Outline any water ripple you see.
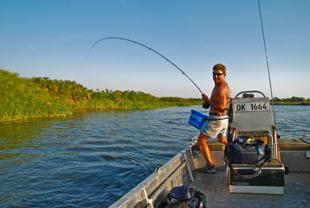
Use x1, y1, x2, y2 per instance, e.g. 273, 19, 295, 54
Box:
0, 105, 309, 207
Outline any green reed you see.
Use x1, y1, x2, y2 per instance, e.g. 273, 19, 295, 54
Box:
0, 69, 201, 122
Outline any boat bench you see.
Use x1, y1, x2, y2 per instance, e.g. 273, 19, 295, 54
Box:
278, 139, 310, 172
278, 138, 310, 150
206, 139, 310, 151
193, 139, 310, 172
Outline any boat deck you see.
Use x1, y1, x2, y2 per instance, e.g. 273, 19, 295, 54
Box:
191, 170, 310, 208
109, 139, 309, 208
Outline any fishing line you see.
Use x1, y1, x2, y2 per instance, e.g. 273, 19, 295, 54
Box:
87, 36, 203, 95
257, 0, 277, 124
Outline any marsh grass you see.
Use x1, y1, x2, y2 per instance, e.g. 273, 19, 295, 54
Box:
0, 69, 201, 122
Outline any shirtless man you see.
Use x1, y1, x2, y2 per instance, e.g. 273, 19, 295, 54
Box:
198, 63, 230, 174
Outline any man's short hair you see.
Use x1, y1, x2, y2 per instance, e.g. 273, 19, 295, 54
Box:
213, 63, 226, 75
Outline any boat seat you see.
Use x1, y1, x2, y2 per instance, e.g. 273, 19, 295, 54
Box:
278, 139, 310, 151
201, 138, 310, 153
191, 141, 225, 152
207, 141, 225, 151
229, 91, 280, 160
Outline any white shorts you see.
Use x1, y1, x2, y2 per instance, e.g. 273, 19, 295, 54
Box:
200, 115, 229, 140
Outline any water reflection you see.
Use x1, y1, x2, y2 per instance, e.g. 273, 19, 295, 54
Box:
0, 120, 50, 161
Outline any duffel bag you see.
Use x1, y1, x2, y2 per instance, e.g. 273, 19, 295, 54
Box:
225, 137, 271, 166
158, 185, 208, 208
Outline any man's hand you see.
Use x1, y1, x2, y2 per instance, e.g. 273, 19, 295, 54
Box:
202, 93, 209, 103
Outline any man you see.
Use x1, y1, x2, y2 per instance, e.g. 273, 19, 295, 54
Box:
198, 63, 230, 174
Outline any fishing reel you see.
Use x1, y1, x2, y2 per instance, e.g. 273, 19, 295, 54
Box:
202, 102, 210, 109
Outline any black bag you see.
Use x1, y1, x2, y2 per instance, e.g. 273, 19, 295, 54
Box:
168, 185, 191, 203
225, 137, 271, 166
158, 185, 207, 208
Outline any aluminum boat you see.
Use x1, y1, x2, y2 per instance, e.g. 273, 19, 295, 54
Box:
110, 91, 310, 208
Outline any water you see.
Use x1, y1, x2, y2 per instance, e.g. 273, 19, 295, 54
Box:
0, 105, 309, 207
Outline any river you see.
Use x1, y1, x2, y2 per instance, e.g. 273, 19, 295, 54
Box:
0, 105, 309, 207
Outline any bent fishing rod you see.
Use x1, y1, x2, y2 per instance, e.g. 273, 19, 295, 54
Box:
257, 0, 277, 125
88, 36, 203, 95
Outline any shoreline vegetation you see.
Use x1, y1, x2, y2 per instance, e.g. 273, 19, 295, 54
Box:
1, 69, 309, 122
271, 97, 310, 105
0, 69, 201, 122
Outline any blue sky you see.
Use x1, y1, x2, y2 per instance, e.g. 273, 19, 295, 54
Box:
1, 0, 309, 98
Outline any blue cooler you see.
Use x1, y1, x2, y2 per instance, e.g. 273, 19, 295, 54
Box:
188, 110, 208, 129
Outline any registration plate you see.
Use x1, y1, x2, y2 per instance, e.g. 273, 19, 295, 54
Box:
234, 102, 270, 112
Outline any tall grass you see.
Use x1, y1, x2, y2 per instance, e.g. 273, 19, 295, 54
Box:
0, 70, 70, 121
0, 69, 201, 122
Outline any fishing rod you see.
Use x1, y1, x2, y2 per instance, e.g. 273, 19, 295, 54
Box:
88, 36, 203, 95
257, 0, 277, 125
257, 0, 274, 101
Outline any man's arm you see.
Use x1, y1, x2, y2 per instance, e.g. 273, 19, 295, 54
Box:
202, 87, 229, 112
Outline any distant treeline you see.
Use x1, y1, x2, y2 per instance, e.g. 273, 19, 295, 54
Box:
0, 69, 200, 122
271, 97, 310, 105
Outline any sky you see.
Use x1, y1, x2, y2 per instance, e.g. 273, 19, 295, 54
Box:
0, 0, 309, 98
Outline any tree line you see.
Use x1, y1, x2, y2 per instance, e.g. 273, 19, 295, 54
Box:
272, 97, 309, 102
272, 96, 310, 105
